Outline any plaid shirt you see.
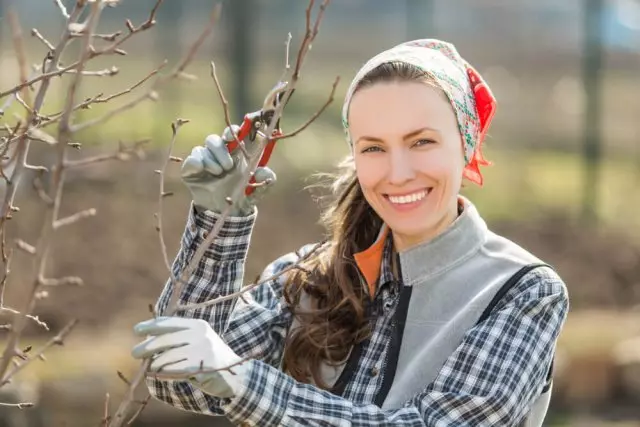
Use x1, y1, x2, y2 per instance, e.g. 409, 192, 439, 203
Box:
148, 204, 569, 426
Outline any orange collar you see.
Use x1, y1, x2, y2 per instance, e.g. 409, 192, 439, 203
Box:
353, 225, 390, 297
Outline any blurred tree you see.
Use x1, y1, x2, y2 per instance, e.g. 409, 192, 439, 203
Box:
154, 1, 183, 140
581, 0, 604, 224
226, 0, 255, 122
406, 0, 434, 40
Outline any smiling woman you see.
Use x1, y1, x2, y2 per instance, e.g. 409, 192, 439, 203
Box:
349, 71, 465, 250
131, 39, 570, 427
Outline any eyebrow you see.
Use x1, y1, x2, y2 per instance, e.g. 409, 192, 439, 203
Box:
355, 126, 440, 145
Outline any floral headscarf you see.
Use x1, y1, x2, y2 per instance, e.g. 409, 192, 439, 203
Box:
341, 38, 497, 186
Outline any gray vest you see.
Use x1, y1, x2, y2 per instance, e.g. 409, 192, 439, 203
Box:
285, 197, 555, 426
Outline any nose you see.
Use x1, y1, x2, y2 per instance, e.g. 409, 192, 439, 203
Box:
387, 148, 415, 185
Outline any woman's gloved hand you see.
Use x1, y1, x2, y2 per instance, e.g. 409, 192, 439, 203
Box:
131, 316, 249, 398
181, 125, 276, 216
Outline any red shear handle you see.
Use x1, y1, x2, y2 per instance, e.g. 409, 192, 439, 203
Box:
223, 115, 281, 196
225, 115, 254, 152
245, 129, 281, 196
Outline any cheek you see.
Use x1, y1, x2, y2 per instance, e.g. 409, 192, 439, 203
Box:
354, 155, 383, 191
413, 150, 463, 182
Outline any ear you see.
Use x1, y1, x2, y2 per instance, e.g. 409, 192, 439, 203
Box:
462, 65, 496, 187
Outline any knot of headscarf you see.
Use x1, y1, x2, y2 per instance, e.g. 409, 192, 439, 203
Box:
341, 38, 497, 186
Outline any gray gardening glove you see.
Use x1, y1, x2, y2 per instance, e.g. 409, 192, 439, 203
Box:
181, 125, 276, 216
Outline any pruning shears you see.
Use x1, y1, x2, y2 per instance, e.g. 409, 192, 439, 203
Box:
226, 81, 291, 196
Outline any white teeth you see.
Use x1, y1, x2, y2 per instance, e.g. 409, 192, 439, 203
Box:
388, 190, 428, 205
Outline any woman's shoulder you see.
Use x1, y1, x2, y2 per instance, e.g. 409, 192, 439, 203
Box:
494, 262, 570, 316
481, 228, 569, 309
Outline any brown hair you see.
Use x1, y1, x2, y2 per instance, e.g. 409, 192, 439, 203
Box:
281, 61, 435, 390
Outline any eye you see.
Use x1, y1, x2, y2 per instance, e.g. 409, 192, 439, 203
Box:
361, 145, 384, 154
413, 138, 436, 147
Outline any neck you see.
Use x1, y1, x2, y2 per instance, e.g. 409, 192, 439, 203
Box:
392, 197, 461, 252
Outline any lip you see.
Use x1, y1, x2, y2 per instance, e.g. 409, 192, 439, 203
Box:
384, 188, 431, 197
383, 188, 432, 212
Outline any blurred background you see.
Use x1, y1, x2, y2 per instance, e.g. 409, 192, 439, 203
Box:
0, 0, 639, 425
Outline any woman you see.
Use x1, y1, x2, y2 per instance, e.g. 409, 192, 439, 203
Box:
131, 39, 569, 426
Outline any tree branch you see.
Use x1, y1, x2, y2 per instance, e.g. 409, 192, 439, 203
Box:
1, 319, 78, 385
176, 241, 328, 312
275, 75, 339, 140
156, 119, 188, 272
0, 0, 101, 385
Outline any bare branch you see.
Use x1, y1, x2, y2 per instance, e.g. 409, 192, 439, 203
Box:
52, 208, 97, 229
210, 61, 250, 160
69, 91, 158, 133
64, 139, 149, 168
90, 0, 163, 58
0, 307, 49, 331
62, 66, 120, 77
146, 355, 254, 381
109, 5, 226, 425
9, 6, 33, 109
15, 239, 35, 255
54, 0, 70, 19
30, 28, 55, 51
176, 241, 328, 312
0, 2, 85, 226
1, 319, 78, 385
117, 371, 131, 386
275, 75, 339, 140
125, 395, 151, 426
39, 276, 84, 287
0, 60, 82, 100
101, 393, 111, 427
173, 4, 222, 75
0, 0, 98, 385
0, 402, 34, 408
157, 119, 189, 272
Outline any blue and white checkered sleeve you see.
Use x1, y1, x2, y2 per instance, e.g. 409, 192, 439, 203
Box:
219, 266, 569, 426
145, 203, 303, 415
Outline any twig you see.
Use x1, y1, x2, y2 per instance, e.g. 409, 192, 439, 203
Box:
0, 0, 100, 385
157, 119, 188, 272
146, 355, 254, 381
0, 2, 85, 232
61, 66, 119, 77
0, 402, 34, 408
111, 1, 334, 424
30, 28, 55, 51
89, 0, 163, 58
0, 60, 83, 100
69, 91, 159, 133
176, 241, 328, 312
52, 208, 97, 229
53, 0, 69, 19
275, 75, 339, 140
125, 395, 150, 426
1, 319, 78, 385
210, 62, 250, 160
64, 139, 149, 168
72, 2, 221, 134
108, 4, 223, 426
101, 393, 111, 427
39, 276, 84, 286
0, 307, 49, 331
9, 6, 33, 109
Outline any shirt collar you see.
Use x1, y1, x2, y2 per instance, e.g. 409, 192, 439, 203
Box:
353, 196, 484, 294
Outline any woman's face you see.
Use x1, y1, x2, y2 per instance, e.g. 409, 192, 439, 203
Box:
348, 80, 465, 251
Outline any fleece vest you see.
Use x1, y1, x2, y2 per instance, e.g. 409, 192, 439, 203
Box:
286, 197, 555, 426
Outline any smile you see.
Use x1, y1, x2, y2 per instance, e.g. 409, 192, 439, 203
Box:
386, 189, 430, 205
384, 188, 432, 212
